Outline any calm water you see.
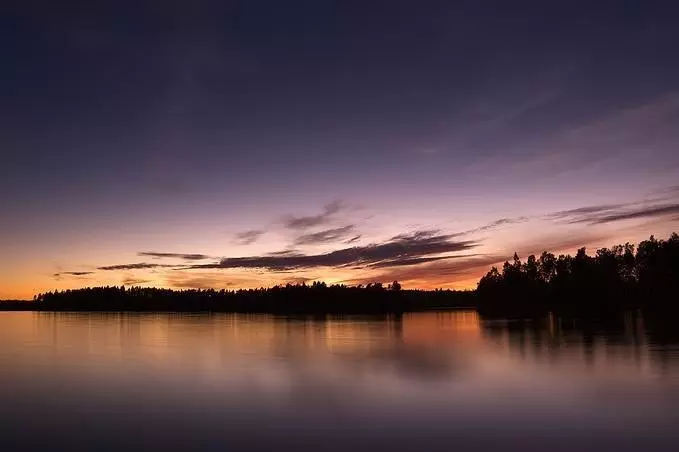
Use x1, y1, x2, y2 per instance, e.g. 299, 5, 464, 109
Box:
1, 311, 678, 451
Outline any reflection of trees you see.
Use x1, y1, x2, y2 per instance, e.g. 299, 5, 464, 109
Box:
481, 311, 679, 376
261, 312, 481, 382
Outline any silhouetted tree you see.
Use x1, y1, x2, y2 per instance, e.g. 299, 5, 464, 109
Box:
477, 232, 679, 314
27, 281, 474, 314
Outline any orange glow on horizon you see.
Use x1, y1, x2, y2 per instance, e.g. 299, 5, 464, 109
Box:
2, 226, 677, 300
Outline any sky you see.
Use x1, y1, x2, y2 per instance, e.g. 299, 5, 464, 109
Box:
2, 0, 679, 299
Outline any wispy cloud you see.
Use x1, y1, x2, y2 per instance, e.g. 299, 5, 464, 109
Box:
188, 230, 478, 271
648, 185, 679, 198
97, 263, 179, 271
461, 217, 529, 235
233, 230, 264, 245
346, 254, 503, 287
53, 271, 94, 277
548, 202, 679, 225
169, 276, 235, 289
294, 225, 356, 245
283, 200, 347, 230
345, 235, 362, 244
165, 272, 258, 290
465, 92, 679, 180
367, 255, 475, 269
548, 203, 630, 219
582, 204, 679, 225
121, 277, 151, 286
266, 249, 304, 257
556, 92, 679, 156
138, 252, 213, 260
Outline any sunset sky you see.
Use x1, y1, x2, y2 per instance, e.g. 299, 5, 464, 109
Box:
3, 1, 679, 299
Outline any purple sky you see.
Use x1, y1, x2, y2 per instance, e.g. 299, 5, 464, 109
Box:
2, 1, 679, 298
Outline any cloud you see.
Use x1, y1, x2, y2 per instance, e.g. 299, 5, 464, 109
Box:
233, 230, 264, 245
169, 276, 235, 289
549, 202, 679, 225
557, 92, 679, 156
187, 230, 479, 271
97, 263, 179, 271
367, 255, 476, 268
346, 255, 504, 287
548, 203, 630, 220
345, 235, 361, 244
121, 277, 151, 286
483, 217, 528, 229
648, 185, 679, 198
165, 272, 258, 290
53, 271, 94, 277
283, 200, 347, 230
585, 204, 679, 225
461, 217, 529, 235
464, 92, 679, 181
138, 252, 213, 260
294, 225, 356, 245
266, 250, 304, 257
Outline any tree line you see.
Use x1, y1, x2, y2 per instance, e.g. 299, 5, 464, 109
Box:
477, 233, 679, 313
27, 281, 475, 313
2, 232, 677, 314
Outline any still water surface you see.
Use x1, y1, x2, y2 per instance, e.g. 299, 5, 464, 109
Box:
0, 311, 678, 451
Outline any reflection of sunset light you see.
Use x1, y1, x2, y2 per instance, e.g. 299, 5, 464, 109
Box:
403, 311, 481, 345
324, 317, 400, 352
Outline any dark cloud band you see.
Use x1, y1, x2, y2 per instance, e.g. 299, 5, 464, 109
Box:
97, 263, 179, 271
188, 230, 478, 271
138, 252, 213, 260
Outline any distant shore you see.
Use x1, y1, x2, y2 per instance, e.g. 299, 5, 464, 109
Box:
0, 286, 476, 314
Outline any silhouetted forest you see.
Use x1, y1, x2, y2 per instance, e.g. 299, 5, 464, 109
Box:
23, 282, 475, 314
1, 233, 677, 314
477, 233, 679, 314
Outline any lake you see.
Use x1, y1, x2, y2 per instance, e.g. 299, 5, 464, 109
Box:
0, 311, 678, 451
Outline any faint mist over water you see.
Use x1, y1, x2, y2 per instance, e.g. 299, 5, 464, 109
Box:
0, 311, 678, 451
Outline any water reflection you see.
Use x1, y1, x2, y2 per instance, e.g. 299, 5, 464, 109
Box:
0, 311, 678, 451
